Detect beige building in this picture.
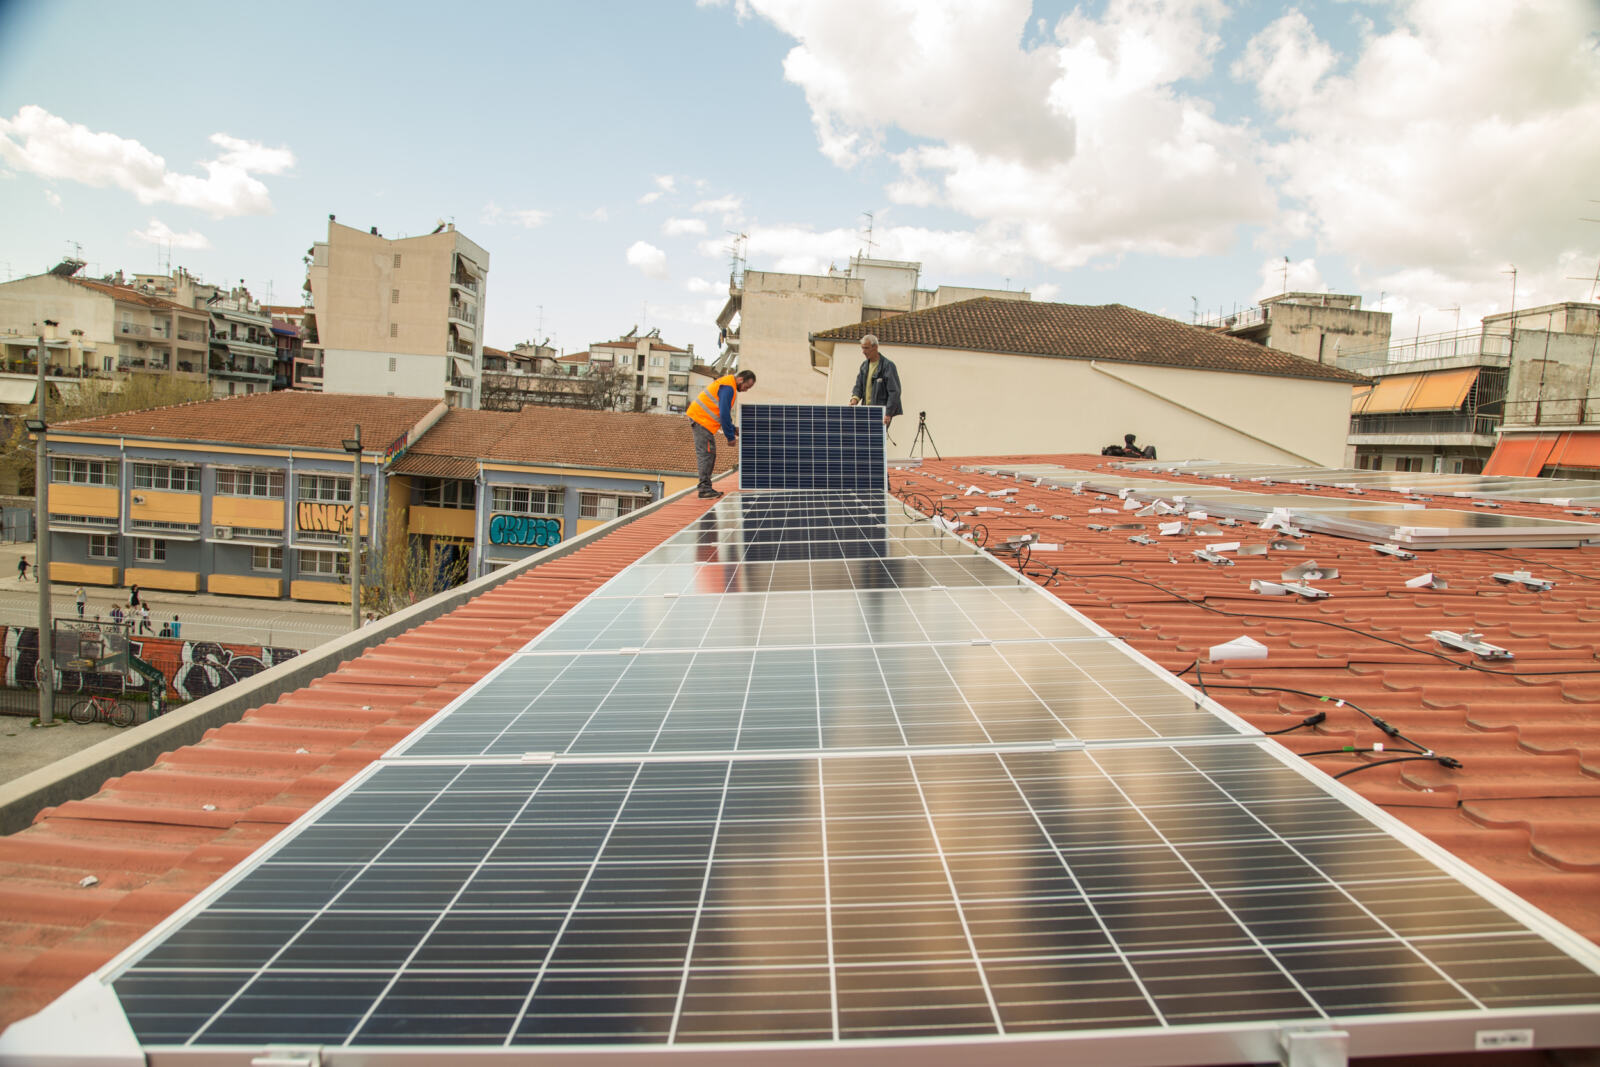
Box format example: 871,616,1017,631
589,329,696,413
304,218,489,408
0,267,208,386
812,298,1367,465
716,255,1030,406
1200,292,1392,366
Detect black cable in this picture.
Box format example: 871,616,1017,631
1479,549,1600,582
1333,755,1463,779
1262,711,1326,734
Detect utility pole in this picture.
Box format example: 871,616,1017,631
31,323,55,726
343,425,363,631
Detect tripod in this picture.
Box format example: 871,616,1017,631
909,410,941,460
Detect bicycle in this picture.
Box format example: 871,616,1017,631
68,693,136,728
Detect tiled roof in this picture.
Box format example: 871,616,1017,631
55,392,441,451
891,456,1600,948
391,406,735,478
557,351,591,363
593,338,689,354
815,298,1367,384
481,345,508,358
4,456,1598,1052
67,278,203,315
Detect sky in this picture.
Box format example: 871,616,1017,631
1,0,1597,363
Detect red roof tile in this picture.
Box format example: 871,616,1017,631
815,298,1368,384
56,392,441,451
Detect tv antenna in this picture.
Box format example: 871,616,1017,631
1279,256,1290,292
859,211,876,257
725,231,748,283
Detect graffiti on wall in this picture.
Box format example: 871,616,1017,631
0,625,301,704
488,513,561,547
297,502,367,534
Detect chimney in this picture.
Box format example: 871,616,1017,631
328,213,335,221
370,226,378,235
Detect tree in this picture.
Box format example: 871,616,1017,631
362,494,470,616
478,360,633,413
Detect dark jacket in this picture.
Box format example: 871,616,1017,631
851,356,903,419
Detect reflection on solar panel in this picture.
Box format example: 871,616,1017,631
1115,459,1600,506
740,404,886,491
11,486,1600,1064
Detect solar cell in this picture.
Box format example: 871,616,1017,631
739,404,886,491
14,479,1600,1065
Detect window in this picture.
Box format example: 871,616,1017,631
88,534,118,559
390,323,399,338
418,479,476,509
650,355,665,367
491,485,563,516
391,288,400,304
298,548,348,578
252,545,283,571
580,492,651,520
132,463,200,492
1394,456,1423,472
216,467,285,498
393,253,402,268
134,538,166,563
297,473,367,504
388,357,397,372
51,457,118,486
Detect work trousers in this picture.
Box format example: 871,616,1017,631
691,422,717,492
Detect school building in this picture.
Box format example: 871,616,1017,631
38,391,727,602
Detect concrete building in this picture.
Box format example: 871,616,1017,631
1479,301,1600,478
589,329,696,413
0,268,208,386
1341,331,1511,475
263,304,321,390
304,218,489,408
1199,291,1393,367
715,255,1030,405
812,298,1366,465
39,390,724,602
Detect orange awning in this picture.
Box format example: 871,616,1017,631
1483,432,1562,476
1405,367,1480,412
1545,431,1600,471
1363,374,1422,414
1350,385,1374,414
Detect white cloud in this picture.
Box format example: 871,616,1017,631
663,217,708,236
1235,0,1600,307
582,207,610,222
745,0,1272,271
0,106,293,217
638,191,664,205
482,202,551,228
692,195,744,224
1032,283,1061,302
638,174,677,204
43,189,60,208
131,218,211,251
626,240,670,279
686,276,722,294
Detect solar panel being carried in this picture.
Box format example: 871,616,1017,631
6,483,1600,1064
739,404,886,491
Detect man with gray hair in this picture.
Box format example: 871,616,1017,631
848,333,902,428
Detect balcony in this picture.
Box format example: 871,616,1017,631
447,303,478,326
1348,413,1501,438
176,328,208,344
118,322,150,337
451,275,480,296
450,339,473,356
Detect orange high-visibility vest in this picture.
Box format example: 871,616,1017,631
687,374,739,434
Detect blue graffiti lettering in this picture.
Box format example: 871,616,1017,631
489,513,562,547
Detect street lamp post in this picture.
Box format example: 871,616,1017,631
341,425,363,631
30,319,56,726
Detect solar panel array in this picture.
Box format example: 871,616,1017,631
26,487,1600,1062
739,404,885,491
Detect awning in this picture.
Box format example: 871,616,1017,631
1406,367,1480,412
452,357,474,377
0,380,38,405
1350,385,1374,414
1362,374,1422,414
54,381,82,403
1545,431,1600,471
1483,432,1562,476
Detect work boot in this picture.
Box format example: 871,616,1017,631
698,489,723,499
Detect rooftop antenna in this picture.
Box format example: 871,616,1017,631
1191,296,1198,324
1439,304,1460,336
1280,256,1290,293
859,211,876,257
725,231,747,283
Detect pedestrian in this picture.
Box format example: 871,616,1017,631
74,586,87,617
685,369,756,499
109,604,124,625
128,583,141,608
16,556,28,582
363,611,376,627
848,334,903,429
137,603,152,635
159,619,171,638
170,614,181,638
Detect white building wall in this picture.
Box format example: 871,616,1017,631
321,348,448,399
822,342,1353,466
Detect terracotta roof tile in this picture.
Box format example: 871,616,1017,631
55,392,441,451
67,278,202,314
815,298,1368,384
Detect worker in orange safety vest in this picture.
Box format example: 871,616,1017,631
686,369,756,499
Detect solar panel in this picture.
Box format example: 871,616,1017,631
739,404,886,491
10,482,1600,1064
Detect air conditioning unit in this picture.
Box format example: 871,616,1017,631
213,526,233,539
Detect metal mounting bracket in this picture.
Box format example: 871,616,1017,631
1278,1027,1349,1067
1492,570,1555,591
1374,543,1416,560
1430,629,1513,660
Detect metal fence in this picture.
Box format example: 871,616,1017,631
0,506,34,544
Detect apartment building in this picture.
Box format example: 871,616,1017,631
264,305,321,390
715,254,1031,405
0,268,209,386
589,328,696,413
1480,301,1600,478
1198,291,1393,367
304,218,489,408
